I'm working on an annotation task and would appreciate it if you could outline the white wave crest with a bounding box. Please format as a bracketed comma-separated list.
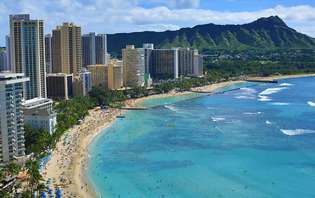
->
[211, 117, 226, 122]
[307, 101, 315, 107]
[240, 87, 257, 94]
[271, 102, 290, 106]
[258, 95, 272, 102]
[243, 112, 262, 115]
[164, 105, 177, 112]
[281, 129, 315, 136]
[265, 120, 272, 125]
[235, 96, 255, 100]
[279, 83, 294, 87]
[259, 87, 288, 95]
[234, 88, 257, 100]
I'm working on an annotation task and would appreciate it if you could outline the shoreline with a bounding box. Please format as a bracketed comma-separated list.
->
[43, 73, 315, 197]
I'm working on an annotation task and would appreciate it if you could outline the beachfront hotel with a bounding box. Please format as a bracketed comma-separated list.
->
[87, 64, 109, 89]
[9, 14, 47, 100]
[82, 33, 108, 68]
[46, 73, 73, 100]
[122, 45, 145, 87]
[108, 59, 123, 90]
[0, 73, 29, 164]
[22, 98, 57, 135]
[72, 69, 92, 97]
[51, 22, 82, 76]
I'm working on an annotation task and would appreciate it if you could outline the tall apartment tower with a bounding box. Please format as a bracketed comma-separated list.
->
[0, 48, 7, 71]
[9, 14, 47, 100]
[82, 33, 107, 68]
[52, 22, 82, 76]
[122, 45, 145, 87]
[45, 34, 52, 73]
[0, 73, 29, 164]
[5, 35, 11, 71]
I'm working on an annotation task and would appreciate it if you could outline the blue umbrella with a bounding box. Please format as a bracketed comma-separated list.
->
[56, 187, 62, 198]
[40, 192, 47, 198]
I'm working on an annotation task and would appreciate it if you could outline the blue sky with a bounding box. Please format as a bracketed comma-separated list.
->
[1, 0, 315, 45]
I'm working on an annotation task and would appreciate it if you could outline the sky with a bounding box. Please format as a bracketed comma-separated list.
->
[1, 0, 315, 45]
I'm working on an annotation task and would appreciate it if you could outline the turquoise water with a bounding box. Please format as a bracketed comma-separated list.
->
[88, 77, 315, 198]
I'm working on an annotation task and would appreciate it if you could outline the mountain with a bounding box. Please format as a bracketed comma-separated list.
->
[107, 16, 315, 56]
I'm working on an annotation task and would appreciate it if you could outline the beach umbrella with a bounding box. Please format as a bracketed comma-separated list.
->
[40, 192, 47, 198]
[56, 187, 62, 198]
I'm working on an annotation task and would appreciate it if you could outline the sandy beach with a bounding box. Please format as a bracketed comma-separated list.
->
[43, 73, 315, 197]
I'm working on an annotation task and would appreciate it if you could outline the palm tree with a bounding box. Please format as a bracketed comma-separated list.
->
[25, 160, 43, 196]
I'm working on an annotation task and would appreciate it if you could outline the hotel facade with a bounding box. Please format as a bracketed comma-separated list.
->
[0, 73, 29, 164]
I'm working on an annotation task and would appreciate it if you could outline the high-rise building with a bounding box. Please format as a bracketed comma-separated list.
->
[0, 73, 29, 164]
[149, 48, 179, 80]
[0, 47, 7, 72]
[145, 45, 203, 80]
[23, 98, 57, 135]
[9, 14, 46, 100]
[45, 34, 52, 73]
[87, 64, 108, 89]
[52, 22, 82, 76]
[108, 60, 123, 90]
[47, 73, 73, 100]
[5, 35, 11, 71]
[193, 50, 203, 77]
[82, 33, 107, 68]
[122, 45, 145, 87]
[178, 48, 194, 76]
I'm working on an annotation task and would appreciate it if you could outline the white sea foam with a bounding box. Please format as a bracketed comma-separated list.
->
[279, 83, 294, 87]
[164, 105, 177, 112]
[307, 101, 315, 107]
[239, 87, 257, 94]
[211, 117, 226, 122]
[243, 112, 262, 115]
[271, 102, 290, 106]
[281, 129, 315, 136]
[258, 95, 272, 102]
[265, 120, 272, 125]
[259, 87, 288, 95]
[235, 88, 256, 100]
[235, 95, 255, 100]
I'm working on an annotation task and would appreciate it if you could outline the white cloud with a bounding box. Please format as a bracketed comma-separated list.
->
[0, 1, 315, 45]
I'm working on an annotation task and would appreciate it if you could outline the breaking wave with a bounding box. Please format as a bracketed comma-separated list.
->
[271, 102, 290, 106]
[281, 129, 315, 136]
[258, 95, 272, 102]
[279, 83, 294, 87]
[243, 112, 262, 115]
[307, 101, 315, 107]
[211, 117, 226, 122]
[259, 87, 288, 95]
[164, 105, 178, 112]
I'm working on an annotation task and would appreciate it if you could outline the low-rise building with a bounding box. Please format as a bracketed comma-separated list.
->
[73, 69, 92, 96]
[0, 73, 29, 164]
[47, 73, 73, 100]
[108, 60, 123, 90]
[23, 98, 57, 135]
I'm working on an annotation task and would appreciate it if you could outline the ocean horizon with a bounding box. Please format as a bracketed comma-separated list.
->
[87, 76, 315, 198]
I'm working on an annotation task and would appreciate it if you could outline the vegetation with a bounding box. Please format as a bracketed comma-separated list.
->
[108, 16, 315, 56]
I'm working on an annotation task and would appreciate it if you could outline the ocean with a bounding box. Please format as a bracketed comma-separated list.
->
[87, 77, 315, 198]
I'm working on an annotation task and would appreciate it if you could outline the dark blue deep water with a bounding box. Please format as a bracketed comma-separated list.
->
[88, 77, 315, 198]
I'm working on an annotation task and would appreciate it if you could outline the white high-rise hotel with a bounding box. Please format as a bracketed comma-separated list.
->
[0, 73, 29, 164]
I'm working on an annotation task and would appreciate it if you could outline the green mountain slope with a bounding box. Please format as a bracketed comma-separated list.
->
[107, 16, 315, 55]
